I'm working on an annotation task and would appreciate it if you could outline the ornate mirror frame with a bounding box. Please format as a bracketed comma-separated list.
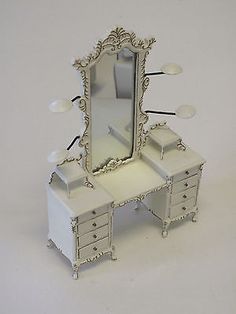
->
[73, 27, 156, 174]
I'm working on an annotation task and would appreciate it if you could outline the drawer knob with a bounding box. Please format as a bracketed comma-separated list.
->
[92, 222, 97, 227]
[182, 206, 186, 210]
[93, 247, 97, 251]
[93, 234, 97, 239]
[185, 171, 190, 175]
[184, 183, 189, 187]
[92, 210, 96, 215]
[183, 195, 187, 199]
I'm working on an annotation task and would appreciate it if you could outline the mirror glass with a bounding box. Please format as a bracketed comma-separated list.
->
[90, 48, 136, 172]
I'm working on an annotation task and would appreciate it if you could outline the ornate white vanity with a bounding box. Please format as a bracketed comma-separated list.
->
[47, 27, 205, 279]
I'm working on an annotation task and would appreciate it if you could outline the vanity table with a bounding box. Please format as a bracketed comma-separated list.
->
[47, 27, 205, 279]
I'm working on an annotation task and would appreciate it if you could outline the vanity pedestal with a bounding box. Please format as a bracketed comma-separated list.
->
[46, 27, 205, 278]
[47, 164, 116, 279]
[141, 126, 205, 237]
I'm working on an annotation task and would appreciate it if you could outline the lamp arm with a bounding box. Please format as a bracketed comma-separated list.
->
[66, 136, 81, 150]
[145, 110, 176, 116]
[144, 71, 165, 77]
[71, 95, 81, 102]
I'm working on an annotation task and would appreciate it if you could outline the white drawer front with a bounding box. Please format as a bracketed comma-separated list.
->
[173, 166, 199, 183]
[78, 205, 109, 224]
[78, 213, 109, 236]
[171, 186, 197, 205]
[172, 174, 199, 194]
[78, 225, 109, 248]
[79, 237, 109, 260]
[170, 198, 196, 219]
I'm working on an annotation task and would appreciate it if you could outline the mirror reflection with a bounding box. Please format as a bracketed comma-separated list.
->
[90, 48, 136, 172]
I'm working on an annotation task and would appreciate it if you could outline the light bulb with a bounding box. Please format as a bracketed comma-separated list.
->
[47, 149, 69, 163]
[175, 105, 196, 119]
[49, 99, 73, 113]
[160, 63, 183, 75]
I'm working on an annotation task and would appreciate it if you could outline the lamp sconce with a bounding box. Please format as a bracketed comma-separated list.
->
[145, 105, 196, 119]
[49, 96, 81, 113]
[145, 63, 183, 77]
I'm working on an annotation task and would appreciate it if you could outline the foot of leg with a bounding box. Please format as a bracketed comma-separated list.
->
[47, 239, 54, 248]
[162, 220, 170, 238]
[111, 245, 117, 261]
[72, 264, 79, 280]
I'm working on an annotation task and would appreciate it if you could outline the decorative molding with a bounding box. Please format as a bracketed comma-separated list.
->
[80, 248, 112, 265]
[72, 27, 156, 173]
[48, 156, 83, 185]
[112, 183, 167, 208]
[71, 217, 78, 234]
[48, 171, 56, 184]
[93, 157, 133, 175]
[84, 177, 94, 189]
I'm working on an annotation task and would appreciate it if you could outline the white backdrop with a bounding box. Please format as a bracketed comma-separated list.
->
[1, 1, 235, 313]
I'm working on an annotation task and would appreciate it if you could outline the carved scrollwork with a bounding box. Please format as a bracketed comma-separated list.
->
[71, 217, 78, 234]
[113, 183, 167, 208]
[72, 27, 156, 173]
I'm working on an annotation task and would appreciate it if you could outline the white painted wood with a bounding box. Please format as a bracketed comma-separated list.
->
[171, 186, 198, 205]
[79, 237, 109, 260]
[172, 173, 199, 193]
[78, 214, 109, 236]
[79, 225, 109, 248]
[78, 205, 109, 224]
[46, 27, 206, 278]
[170, 198, 196, 219]
[141, 143, 205, 179]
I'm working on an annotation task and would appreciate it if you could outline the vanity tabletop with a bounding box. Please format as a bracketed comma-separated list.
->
[95, 159, 166, 207]
[47, 176, 114, 217]
[142, 142, 205, 177]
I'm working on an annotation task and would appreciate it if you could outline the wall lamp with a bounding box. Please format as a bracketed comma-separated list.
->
[145, 63, 182, 77]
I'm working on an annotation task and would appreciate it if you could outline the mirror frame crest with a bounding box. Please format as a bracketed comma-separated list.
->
[73, 27, 156, 174]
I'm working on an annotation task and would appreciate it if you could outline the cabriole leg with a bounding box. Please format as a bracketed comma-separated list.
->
[111, 245, 117, 261]
[162, 220, 170, 238]
[72, 264, 80, 280]
[47, 239, 54, 248]
[192, 209, 198, 222]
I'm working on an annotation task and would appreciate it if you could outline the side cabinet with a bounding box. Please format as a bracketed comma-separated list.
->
[142, 164, 203, 237]
[47, 176, 116, 279]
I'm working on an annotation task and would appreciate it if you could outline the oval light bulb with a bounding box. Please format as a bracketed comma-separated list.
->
[47, 149, 69, 163]
[175, 105, 196, 119]
[160, 63, 183, 75]
[49, 99, 73, 113]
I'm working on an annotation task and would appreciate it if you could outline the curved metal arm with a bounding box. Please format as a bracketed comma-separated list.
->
[145, 71, 165, 77]
[71, 95, 81, 102]
[145, 110, 176, 116]
[67, 136, 81, 150]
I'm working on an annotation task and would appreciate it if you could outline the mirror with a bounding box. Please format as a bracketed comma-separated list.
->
[90, 48, 136, 171]
[73, 27, 155, 174]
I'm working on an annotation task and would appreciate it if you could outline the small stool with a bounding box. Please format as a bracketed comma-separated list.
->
[55, 160, 91, 198]
[149, 127, 182, 159]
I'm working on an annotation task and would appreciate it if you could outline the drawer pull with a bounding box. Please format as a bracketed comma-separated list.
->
[184, 183, 189, 187]
[92, 210, 96, 215]
[92, 222, 97, 227]
[183, 195, 187, 199]
[93, 247, 97, 251]
[185, 171, 189, 175]
[93, 234, 97, 239]
[182, 206, 186, 210]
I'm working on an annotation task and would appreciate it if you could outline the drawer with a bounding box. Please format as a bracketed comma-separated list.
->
[79, 237, 109, 260]
[171, 186, 197, 205]
[78, 225, 109, 248]
[172, 174, 199, 194]
[78, 205, 109, 224]
[173, 166, 199, 183]
[78, 213, 109, 236]
[170, 198, 196, 219]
